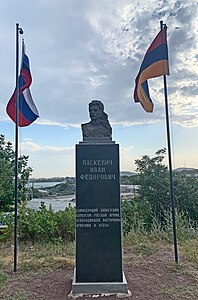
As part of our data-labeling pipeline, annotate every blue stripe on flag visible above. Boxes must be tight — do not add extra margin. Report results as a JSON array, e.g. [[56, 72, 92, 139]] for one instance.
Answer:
[[19, 92, 39, 122], [139, 44, 168, 72]]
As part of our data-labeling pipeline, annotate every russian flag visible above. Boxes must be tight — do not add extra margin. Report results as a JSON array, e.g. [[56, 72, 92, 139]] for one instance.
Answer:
[[6, 41, 39, 127], [134, 28, 169, 112]]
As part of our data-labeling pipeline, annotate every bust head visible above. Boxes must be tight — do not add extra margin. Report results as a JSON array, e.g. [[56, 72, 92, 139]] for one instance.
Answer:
[[81, 100, 112, 141], [89, 100, 104, 122]]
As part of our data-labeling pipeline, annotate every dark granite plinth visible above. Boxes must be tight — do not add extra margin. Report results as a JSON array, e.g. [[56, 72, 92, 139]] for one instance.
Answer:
[[75, 143, 123, 283]]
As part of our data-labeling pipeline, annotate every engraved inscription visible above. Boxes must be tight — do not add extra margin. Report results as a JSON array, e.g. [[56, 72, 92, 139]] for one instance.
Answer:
[[82, 160, 113, 166], [80, 159, 116, 181], [90, 167, 106, 173], [80, 174, 116, 180], [76, 208, 121, 229]]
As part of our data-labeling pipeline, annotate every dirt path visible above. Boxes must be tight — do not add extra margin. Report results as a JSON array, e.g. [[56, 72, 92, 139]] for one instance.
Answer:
[[1, 248, 198, 300]]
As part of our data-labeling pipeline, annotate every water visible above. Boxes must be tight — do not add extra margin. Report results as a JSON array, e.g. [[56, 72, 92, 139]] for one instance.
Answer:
[[27, 181, 74, 211], [27, 183, 138, 211], [27, 195, 75, 211], [28, 181, 64, 189]]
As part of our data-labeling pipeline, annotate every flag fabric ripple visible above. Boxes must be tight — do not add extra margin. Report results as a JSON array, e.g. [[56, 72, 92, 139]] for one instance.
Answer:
[[134, 28, 169, 112], [6, 41, 39, 127]]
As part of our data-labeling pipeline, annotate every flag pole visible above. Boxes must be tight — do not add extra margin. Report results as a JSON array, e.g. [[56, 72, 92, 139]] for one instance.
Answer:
[[14, 23, 23, 273], [160, 20, 179, 264]]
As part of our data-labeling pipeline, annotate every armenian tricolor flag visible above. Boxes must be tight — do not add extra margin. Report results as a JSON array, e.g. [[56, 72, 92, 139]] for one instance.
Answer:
[[6, 41, 39, 126], [134, 27, 169, 112]]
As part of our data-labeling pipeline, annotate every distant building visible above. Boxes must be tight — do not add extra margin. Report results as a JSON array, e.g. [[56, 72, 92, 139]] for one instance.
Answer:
[[38, 189, 49, 197]]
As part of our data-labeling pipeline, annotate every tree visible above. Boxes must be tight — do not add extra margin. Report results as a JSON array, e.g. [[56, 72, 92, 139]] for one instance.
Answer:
[[135, 148, 198, 225], [174, 173, 198, 223], [0, 134, 32, 212], [135, 148, 170, 222]]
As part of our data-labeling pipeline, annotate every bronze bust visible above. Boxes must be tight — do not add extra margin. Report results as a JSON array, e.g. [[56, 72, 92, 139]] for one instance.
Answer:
[[81, 100, 112, 142]]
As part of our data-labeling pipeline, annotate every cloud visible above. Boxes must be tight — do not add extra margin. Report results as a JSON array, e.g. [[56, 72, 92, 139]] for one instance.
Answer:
[[36, 119, 81, 129], [0, 0, 197, 129], [21, 141, 74, 154], [120, 144, 136, 171]]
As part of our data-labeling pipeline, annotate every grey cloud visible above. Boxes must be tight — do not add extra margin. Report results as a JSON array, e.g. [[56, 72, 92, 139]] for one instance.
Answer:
[[180, 84, 198, 96], [172, 69, 197, 81], [0, 0, 197, 128], [169, 29, 195, 53], [159, 83, 198, 97], [176, 5, 197, 24]]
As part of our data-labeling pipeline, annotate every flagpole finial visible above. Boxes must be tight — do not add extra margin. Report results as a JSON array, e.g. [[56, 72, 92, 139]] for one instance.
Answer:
[[19, 27, 23, 34], [16, 23, 23, 34], [160, 20, 164, 30]]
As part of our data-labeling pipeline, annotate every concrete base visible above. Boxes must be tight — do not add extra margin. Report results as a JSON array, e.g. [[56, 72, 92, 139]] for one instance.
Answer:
[[71, 268, 128, 295]]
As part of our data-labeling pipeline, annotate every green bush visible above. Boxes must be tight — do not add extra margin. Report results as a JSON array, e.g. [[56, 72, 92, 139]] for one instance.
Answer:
[[18, 202, 75, 242], [0, 134, 32, 212], [0, 202, 75, 243], [55, 207, 75, 241], [121, 198, 197, 241], [1, 199, 196, 245], [121, 199, 153, 235], [0, 211, 14, 243], [135, 148, 198, 225]]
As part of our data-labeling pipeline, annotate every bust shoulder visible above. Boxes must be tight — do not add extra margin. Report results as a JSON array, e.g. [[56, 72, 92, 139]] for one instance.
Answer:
[[81, 100, 112, 141]]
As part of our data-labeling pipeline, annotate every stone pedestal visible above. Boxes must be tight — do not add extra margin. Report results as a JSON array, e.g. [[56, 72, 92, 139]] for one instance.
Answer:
[[72, 143, 128, 295]]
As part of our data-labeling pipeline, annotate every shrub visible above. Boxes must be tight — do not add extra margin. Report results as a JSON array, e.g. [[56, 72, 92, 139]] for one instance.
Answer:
[[121, 199, 153, 235], [18, 202, 75, 242], [0, 202, 75, 243], [0, 211, 14, 243]]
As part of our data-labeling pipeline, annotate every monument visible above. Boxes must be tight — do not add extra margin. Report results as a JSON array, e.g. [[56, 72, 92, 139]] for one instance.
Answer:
[[72, 100, 128, 295]]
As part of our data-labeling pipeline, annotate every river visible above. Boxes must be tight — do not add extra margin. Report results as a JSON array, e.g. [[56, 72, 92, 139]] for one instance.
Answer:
[[28, 181, 65, 189], [27, 181, 75, 211], [27, 195, 75, 211], [27, 182, 137, 211]]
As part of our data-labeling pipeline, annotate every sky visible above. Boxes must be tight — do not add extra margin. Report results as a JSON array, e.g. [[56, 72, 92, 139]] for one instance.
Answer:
[[0, 0, 197, 178]]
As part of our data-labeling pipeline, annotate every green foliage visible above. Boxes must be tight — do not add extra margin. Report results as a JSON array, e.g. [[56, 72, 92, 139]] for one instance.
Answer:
[[18, 202, 75, 242], [55, 207, 76, 241], [32, 188, 44, 198], [135, 148, 169, 221], [0, 202, 75, 243], [0, 210, 14, 243], [0, 135, 32, 212], [44, 182, 75, 196], [174, 173, 198, 223], [121, 199, 153, 235], [135, 148, 198, 225], [0, 203, 76, 244], [1, 145, 197, 247], [123, 208, 197, 258], [120, 174, 140, 185], [121, 198, 197, 241]]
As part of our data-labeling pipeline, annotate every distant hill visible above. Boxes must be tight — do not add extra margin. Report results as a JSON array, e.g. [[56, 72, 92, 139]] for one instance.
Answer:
[[29, 176, 74, 183], [120, 171, 137, 177], [174, 167, 197, 172], [174, 168, 198, 175]]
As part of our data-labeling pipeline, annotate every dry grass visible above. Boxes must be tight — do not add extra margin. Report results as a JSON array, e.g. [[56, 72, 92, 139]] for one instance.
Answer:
[[161, 284, 198, 299], [0, 234, 198, 299], [0, 241, 75, 274]]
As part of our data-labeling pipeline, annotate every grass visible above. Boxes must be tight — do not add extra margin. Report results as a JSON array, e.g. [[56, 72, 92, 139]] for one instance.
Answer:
[[0, 241, 75, 274], [0, 226, 197, 299], [0, 271, 7, 289], [179, 238, 198, 264], [0, 241, 75, 299], [165, 261, 182, 273], [8, 291, 26, 300], [161, 285, 198, 299]]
